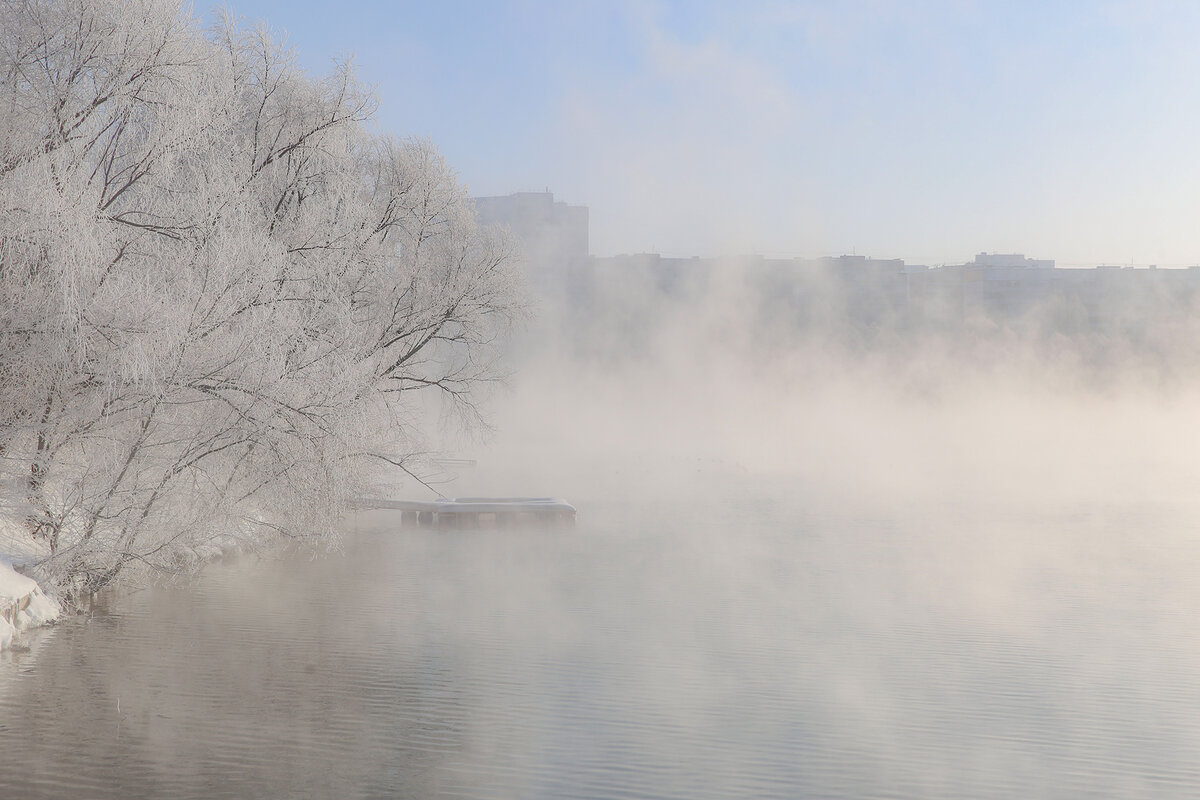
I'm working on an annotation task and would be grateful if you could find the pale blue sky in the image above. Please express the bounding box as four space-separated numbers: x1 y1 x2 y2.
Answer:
210 1 1200 265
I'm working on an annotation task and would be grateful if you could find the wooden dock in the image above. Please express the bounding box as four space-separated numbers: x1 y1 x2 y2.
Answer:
359 497 576 528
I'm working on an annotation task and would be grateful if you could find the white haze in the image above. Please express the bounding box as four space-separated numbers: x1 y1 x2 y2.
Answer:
398 266 1200 797
429 278 1200 746
448 273 1200 524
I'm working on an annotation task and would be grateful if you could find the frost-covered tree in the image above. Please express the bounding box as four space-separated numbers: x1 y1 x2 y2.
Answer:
0 0 517 602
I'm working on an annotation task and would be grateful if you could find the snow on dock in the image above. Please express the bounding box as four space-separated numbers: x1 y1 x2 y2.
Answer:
360 497 576 528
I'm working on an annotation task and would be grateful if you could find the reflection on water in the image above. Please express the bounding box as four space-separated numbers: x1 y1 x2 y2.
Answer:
2 484 1200 798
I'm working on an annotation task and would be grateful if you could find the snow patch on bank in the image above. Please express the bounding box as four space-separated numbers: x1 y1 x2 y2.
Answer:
0 559 59 650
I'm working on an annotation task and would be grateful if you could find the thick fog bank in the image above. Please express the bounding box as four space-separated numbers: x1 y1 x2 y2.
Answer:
452 318 1200 526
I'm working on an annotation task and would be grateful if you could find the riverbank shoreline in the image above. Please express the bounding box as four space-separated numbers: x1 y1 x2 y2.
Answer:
0 559 60 651
0 516 345 652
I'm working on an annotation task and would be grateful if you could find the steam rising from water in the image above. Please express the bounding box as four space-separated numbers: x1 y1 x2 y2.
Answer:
414 302 1200 795
7 269 1200 798
454 284 1200 521
445 272 1200 688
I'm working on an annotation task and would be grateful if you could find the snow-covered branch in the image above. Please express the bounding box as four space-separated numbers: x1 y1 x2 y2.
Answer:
0 0 519 603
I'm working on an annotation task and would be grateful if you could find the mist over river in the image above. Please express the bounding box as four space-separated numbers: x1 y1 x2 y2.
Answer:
4 435 1200 798
10 1 1200 796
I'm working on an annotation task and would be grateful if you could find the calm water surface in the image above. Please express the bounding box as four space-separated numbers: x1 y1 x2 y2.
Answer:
3 480 1200 798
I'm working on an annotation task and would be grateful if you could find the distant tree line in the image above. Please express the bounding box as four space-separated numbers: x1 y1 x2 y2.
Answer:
0 0 518 602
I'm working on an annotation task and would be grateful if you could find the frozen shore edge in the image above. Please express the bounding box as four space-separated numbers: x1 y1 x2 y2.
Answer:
0 560 60 651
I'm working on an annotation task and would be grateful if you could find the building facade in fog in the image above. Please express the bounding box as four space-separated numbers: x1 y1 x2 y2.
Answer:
473 192 590 305
910 254 1200 328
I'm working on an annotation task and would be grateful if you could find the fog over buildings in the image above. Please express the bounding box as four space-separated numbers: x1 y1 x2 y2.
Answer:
476 191 1200 351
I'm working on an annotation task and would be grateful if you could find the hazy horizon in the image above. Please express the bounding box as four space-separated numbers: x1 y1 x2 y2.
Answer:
210 0 1200 266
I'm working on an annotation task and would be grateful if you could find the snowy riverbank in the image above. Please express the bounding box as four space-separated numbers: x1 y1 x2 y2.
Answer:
0 559 59 650
0 519 59 650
